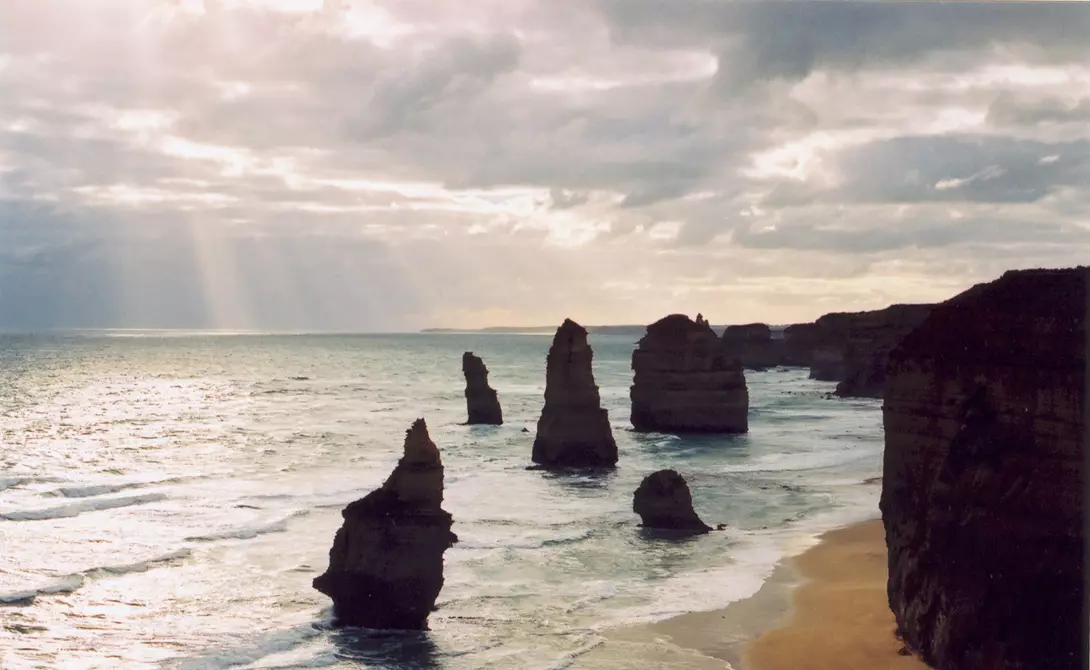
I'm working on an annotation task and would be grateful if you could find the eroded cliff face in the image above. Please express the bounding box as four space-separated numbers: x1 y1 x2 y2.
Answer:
313 419 457 630
880 267 1086 670
462 352 503 425
531 319 618 468
834 304 933 398
631 314 748 434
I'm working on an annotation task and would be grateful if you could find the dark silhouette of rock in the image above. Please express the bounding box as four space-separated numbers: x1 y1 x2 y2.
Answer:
462 352 502 425
880 267 1086 670
531 319 618 468
633 469 712 533
772 306 933 391
833 304 933 398
781 321 823 367
313 419 457 630
720 323 784 370
631 314 748 433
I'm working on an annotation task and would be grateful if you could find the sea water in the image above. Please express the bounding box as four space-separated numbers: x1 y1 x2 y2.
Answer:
0 332 885 669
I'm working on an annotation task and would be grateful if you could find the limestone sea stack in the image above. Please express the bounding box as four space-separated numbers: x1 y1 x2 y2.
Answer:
720 322 783 370
880 267 1086 670
313 419 457 630
462 352 502 425
531 319 618 468
631 314 748 433
633 469 712 533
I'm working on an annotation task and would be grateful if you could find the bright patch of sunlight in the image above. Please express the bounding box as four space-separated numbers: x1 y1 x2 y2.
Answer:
340 4 416 46
160 136 258 176
934 165 1005 191
73 184 238 206
647 221 682 240
214 81 252 101
530 52 717 93
115 110 177 132
544 215 611 248
746 133 834 182
214 0 323 12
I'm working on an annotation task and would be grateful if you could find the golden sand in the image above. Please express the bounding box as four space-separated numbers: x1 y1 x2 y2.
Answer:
576 519 929 669
743 520 928 670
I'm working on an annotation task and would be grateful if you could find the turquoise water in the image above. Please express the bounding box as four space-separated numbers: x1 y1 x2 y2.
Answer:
0 332 884 669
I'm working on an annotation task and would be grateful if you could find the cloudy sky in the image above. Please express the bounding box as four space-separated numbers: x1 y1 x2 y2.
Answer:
1 0 1088 331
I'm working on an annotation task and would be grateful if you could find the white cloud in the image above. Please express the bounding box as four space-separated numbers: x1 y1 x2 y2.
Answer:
0 0 1088 330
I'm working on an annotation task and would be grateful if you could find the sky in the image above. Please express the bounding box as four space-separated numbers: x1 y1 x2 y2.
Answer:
1 0 1089 331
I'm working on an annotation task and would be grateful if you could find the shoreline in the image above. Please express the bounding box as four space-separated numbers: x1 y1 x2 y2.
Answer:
578 518 927 669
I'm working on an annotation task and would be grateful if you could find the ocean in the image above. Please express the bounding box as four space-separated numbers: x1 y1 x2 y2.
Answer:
0 332 885 670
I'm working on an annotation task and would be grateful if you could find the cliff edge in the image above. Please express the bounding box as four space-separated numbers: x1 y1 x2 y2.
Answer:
880 267 1087 670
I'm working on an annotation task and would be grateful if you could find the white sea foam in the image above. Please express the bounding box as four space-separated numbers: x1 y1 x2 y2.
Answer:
543 634 606 670
84 548 193 577
52 482 147 498
0 574 85 605
158 624 322 670
0 477 29 492
0 492 168 521
0 549 192 605
184 510 308 542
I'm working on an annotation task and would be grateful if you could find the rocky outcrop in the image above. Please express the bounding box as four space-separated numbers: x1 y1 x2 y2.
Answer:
313 419 457 630
462 352 502 425
781 321 824 367
880 267 1086 670
833 304 933 398
633 469 711 533
531 319 618 468
779 305 934 391
630 314 748 434
720 323 784 370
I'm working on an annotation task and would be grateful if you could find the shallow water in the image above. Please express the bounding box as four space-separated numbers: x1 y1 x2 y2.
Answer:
0 332 884 669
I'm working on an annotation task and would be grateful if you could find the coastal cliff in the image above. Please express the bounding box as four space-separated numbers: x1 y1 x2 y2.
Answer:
531 319 618 468
880 267 1087 670
462 352 503 425
781 305 932 393
833 304 933 398
631 314 748 433
313 419 457 629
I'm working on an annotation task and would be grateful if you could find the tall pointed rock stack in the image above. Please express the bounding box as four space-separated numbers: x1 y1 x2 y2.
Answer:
531 319 618 468
313 418 457 630
462 352 503 425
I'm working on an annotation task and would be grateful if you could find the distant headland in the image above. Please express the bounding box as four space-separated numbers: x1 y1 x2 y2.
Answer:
422 324 788 336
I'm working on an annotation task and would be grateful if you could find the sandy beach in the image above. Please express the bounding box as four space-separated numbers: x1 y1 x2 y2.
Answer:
579 519 929 670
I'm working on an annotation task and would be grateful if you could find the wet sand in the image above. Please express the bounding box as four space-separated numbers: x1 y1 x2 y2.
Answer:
744 519 928 670
577 519 928 670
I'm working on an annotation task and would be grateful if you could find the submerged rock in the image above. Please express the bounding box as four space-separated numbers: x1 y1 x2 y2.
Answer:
631 314 748 434
531 319 618 468
881 267 1086 670
313 419 457 630
462 352 502 425
633 470 711 533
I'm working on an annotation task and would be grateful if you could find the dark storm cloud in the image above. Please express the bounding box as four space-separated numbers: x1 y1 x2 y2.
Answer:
595 0 1090 90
